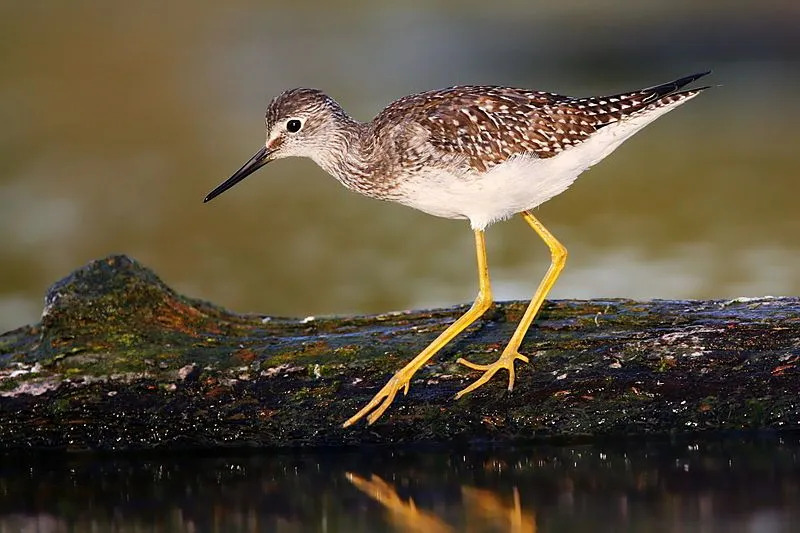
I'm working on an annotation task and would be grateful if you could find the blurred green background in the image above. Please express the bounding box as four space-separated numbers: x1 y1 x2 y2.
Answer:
1 1 798 332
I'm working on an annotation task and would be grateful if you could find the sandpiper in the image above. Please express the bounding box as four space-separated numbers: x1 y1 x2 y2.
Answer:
205 71 710 427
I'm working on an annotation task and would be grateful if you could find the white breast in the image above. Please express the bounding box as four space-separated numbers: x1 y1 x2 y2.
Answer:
395 95 698 231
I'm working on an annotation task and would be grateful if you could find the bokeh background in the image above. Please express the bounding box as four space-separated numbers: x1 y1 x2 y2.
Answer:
1 1 798 332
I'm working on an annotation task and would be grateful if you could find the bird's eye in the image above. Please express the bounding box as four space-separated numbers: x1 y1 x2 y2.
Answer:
286 119 302 133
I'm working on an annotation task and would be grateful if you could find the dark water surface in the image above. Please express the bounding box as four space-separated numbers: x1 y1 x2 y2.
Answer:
1 438 798 532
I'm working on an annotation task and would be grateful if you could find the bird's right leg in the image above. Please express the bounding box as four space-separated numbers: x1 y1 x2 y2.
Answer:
343 229 493 427
455 210 566 398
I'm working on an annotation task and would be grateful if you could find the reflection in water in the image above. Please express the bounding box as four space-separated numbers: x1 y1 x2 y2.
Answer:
461 487 535 533
0 439 798 532
347 472 453 533
347 473 536 532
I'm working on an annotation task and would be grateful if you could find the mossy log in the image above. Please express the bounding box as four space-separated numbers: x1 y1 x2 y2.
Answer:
1 255 799 451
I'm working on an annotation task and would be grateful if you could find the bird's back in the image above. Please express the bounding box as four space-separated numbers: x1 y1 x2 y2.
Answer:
374 73 708 173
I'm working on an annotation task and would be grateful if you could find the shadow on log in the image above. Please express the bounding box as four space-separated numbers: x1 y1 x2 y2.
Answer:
1 255 799 450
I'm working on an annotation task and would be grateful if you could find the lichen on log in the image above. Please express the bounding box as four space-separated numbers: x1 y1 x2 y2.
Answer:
1 255 798 451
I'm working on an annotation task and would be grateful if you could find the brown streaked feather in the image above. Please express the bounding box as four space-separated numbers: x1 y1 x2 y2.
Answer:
376 73 709 172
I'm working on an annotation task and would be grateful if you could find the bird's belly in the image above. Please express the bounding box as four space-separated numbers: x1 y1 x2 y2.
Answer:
395 155 581 230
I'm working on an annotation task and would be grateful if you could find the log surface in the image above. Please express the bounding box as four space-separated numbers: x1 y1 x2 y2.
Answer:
1 255 798 451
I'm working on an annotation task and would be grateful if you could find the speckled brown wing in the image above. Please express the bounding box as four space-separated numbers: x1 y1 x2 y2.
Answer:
413 72 710 172
409 86 575 171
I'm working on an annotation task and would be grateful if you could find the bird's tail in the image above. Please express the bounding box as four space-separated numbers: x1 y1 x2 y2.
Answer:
570 71 712 127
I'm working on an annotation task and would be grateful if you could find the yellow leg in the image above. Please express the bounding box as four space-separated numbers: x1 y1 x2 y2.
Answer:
343 229 493 427
455 210 567 399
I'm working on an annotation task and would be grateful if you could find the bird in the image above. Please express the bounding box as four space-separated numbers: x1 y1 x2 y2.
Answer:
204 71 711 427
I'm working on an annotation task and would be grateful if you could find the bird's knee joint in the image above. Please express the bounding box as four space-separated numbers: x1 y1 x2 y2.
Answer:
475 292 493 311
551 245 568 263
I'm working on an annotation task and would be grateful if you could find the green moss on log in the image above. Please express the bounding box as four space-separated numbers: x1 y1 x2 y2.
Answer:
1 255 799 450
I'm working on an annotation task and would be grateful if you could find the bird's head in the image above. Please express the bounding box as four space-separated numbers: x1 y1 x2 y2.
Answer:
204 88 345 203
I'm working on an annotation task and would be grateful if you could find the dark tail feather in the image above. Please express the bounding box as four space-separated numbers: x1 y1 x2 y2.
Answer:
642 71 712 98
578 71 711 128
593 71 712 105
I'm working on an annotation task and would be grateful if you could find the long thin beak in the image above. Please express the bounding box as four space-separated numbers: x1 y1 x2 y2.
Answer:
204 146 271 203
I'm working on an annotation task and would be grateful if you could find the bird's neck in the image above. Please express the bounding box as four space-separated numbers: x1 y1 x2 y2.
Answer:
311 115 395 199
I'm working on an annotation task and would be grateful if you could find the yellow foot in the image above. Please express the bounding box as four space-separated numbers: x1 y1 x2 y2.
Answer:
455 349 530 399
343 370 414 427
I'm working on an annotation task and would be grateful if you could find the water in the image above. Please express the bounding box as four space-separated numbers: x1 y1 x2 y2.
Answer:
1 3 799 331
1 439 798 532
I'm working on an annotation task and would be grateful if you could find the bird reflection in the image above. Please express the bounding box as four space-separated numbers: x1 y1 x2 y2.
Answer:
347 472 536 532
346 472 452 533
461 486 536 533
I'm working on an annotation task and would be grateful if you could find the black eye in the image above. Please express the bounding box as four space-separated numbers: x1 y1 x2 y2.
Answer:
286 119 302 133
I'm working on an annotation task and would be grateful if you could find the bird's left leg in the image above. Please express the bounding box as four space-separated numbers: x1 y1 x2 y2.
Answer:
456 210 567 398
343 229 493 426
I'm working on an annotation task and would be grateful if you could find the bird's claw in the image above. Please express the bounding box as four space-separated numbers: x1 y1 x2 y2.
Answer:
343 373 413 427
455 350 529 399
